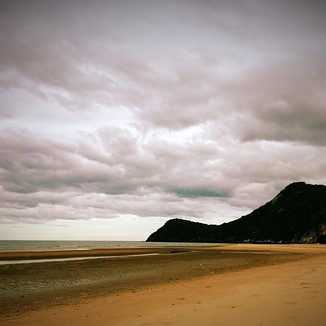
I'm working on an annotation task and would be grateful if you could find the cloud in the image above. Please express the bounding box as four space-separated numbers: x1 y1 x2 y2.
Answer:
0 0 325 238
1 125 324 225
168 187 230 199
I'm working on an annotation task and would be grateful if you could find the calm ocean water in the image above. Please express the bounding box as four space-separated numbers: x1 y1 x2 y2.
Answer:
0 240 223 252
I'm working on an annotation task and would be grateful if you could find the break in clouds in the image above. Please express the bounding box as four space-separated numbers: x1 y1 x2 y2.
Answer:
0 0 326 235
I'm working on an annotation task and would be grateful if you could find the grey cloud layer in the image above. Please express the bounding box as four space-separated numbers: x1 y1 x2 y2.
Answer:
0 0 325 225
1 127 325 223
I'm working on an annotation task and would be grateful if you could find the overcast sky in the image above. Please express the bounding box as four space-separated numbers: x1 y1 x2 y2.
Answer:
0 0 325 240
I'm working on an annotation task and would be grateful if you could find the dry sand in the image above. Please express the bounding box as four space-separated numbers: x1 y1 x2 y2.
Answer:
1 244 325 325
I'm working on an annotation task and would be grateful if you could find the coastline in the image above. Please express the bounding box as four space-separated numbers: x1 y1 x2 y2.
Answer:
1 244 325 325
0 244 228 261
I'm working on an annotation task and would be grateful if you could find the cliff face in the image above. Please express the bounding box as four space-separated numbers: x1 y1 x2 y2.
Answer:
147 182 326 244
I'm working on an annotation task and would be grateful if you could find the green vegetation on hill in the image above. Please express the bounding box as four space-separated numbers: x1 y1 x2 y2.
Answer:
147 182 326 244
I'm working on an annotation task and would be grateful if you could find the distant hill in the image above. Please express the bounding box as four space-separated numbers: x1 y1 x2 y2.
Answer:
146 182 326 244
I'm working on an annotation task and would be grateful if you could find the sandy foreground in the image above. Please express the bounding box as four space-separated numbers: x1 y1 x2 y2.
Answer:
1 244 325 325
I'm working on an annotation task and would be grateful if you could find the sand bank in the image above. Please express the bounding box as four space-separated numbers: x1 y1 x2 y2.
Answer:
1 244 325 325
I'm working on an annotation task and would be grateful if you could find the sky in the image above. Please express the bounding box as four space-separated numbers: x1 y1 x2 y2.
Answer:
0 0 326 240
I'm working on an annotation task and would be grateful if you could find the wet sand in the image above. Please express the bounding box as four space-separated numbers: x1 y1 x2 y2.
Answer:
1 244 325 325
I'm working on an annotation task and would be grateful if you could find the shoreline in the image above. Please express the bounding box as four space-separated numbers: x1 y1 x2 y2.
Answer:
1 244 325 325
0 245 224 261
1 242 324 262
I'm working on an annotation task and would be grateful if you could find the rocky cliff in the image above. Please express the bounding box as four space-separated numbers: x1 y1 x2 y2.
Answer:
147 182 326 244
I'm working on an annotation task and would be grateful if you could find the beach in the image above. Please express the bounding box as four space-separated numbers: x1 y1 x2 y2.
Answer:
1 244 325 325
